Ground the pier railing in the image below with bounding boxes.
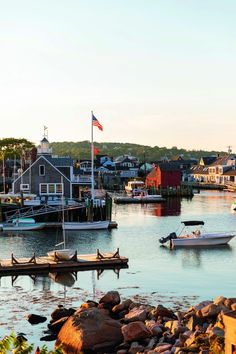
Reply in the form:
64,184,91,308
4,203,86,222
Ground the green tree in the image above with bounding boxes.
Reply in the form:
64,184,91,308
0,138,35,159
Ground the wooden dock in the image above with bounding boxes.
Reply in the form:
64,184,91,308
0,249,128,276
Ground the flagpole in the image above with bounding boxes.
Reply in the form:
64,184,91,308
91,111,95,202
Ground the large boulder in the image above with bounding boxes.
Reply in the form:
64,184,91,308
56,307,123,353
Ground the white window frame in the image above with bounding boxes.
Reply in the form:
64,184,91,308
20,183,30,191
39,183,64,195
39,165,45,176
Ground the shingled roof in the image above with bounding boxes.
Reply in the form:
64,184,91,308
158,162,181,171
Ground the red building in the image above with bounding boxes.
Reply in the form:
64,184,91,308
145,162,181,189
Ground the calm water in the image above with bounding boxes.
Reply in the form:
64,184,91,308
0,190,236,345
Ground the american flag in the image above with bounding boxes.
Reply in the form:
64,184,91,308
92,114,103,131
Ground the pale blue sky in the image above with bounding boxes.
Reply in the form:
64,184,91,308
0,0,235,151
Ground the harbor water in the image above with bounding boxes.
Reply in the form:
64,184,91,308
0,190,236,346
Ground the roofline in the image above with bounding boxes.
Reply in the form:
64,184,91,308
12,155,71,188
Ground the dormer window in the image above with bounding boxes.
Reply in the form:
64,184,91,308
39,165,45,176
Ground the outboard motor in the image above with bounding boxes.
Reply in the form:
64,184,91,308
159,232,177,244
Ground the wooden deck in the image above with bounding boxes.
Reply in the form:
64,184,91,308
0,249,128,276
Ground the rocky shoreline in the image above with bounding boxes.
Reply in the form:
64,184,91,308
28,291,236,353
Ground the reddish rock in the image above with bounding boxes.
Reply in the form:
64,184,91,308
112,299,133,313
198,303,221,318
99,290,121,307
122,321,151,342
56,307,123,353
146,320,163,337
124,307,148,323
152,305,175,320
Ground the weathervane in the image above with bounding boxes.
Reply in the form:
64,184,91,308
43,125,48,139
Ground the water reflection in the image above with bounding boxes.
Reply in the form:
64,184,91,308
48,272,76,287
172,244,233,269
0,228,114,259
142,198,181,217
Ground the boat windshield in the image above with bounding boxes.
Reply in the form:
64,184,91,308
181,221,204,226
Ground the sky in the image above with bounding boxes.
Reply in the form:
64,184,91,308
0,0,235,151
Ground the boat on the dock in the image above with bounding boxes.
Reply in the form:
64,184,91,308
63,220,110,230
159,220,235,248
0,218,46,231
47,195,77,261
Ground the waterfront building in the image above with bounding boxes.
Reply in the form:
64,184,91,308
145,162,181,189
12,130,92,200
190,154,236,189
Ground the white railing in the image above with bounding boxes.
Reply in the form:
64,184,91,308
71,176,92,184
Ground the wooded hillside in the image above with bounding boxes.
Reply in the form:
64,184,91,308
50,141,226,162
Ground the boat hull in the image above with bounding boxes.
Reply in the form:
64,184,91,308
114,196,165,204
63,221,110,230
1,223,46,231
172,233,235,247
47,249,77,261
231,203,236,211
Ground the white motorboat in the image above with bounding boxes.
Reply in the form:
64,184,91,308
125,180,145,195
231,201,236,212
63,220,110,230
0,218,46,231
159,220,235,248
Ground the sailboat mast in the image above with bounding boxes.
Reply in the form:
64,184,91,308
91,111,95,202
61,177,66,249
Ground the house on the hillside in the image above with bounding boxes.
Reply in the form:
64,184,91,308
146,162,181,189
114,155,139,179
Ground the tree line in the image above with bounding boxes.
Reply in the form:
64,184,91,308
50,141,226,162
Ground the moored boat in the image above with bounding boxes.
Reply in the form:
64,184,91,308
0,218,46,231
47,249,77,261
114,194,165,204
159,220,235,248
63,220,110,230
125,180,145,195
231,201,236,212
